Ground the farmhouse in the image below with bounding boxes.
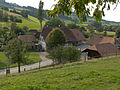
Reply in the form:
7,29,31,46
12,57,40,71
39,27,86,50
83,35,120,58
18,35,37,49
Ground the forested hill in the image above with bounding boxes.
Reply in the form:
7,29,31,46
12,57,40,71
0,0,120,25
0,0,5,3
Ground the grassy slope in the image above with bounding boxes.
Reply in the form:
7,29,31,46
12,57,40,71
17,15,46,30
0,56,120,89
95,31,115,37
0,10,46,30
0,53,41,70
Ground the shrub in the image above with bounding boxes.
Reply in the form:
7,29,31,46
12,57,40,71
63,46,81,62
50,45,64,64
50,45,81,65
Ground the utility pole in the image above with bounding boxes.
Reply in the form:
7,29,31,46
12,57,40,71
39,61,41,69
6,53,10,76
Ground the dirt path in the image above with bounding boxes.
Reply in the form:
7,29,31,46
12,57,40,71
0,52,53,75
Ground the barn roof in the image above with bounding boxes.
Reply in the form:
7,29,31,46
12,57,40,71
70,29,85,41
86,43,120,57
87,35,115,45
41,27,85,42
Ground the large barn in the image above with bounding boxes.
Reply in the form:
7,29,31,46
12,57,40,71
39,27,86,50
83,35,120,58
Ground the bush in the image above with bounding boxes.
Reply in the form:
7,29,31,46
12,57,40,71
50,45,81,65
50,45,64,64
63,46,81,62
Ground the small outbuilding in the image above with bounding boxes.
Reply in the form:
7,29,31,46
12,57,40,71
83,43,120,58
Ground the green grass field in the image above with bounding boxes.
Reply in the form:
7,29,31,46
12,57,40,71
17,15,46,30
86,30,115,37
0,52,41,70
0,10,46,30
0,56,120,89
0,53,7,70
95,31,115,37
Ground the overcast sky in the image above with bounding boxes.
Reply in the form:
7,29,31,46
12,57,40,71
6,0,120,22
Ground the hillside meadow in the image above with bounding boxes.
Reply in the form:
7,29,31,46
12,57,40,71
0,15,46,30
0,9,46,30
0,56,120,89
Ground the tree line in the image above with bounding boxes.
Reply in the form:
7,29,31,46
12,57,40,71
10,9,29,18
0,9,22,23
0,10,8,22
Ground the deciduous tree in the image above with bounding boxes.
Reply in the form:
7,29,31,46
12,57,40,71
0,27,9,45
67,23,79,29
48,0,118,22
4,38,27,73
45,28,66,51
116,27,120,38
44,18,65,28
